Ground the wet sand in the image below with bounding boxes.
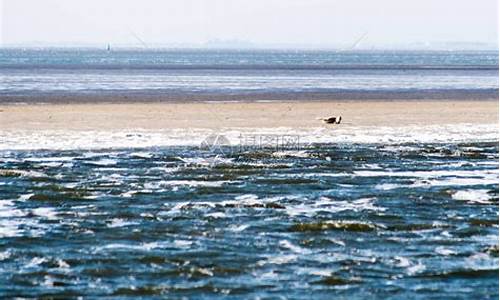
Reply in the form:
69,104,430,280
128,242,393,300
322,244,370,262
0,100,498,131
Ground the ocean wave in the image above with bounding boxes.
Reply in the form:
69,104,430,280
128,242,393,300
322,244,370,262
286,197,384,217
451,189,493,204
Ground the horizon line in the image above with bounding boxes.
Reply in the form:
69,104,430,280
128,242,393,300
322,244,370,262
0,44,498,52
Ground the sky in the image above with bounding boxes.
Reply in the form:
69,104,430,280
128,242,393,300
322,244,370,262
0,0,498,49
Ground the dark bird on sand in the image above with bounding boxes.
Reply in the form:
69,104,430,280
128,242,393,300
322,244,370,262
322,116,342,124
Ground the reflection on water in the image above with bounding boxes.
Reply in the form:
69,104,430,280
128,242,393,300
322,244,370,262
0,142,498,298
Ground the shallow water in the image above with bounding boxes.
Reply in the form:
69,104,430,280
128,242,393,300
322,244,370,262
0,142,498,298
0,49,497,97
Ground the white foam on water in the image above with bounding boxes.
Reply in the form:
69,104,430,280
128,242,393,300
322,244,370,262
32,207,58,220
25,257,48,268
173,240,193,248
120,191,138,198
257,254,298,266
161,201,216,217
435,247,457,256
86,159,118,166
95,240,192,253
413,177,498,188
0,123,497,150
218,194,298,210
0,157,20,163
107,218,139,228
393,256,412,268
465,253,499,270
177,156,235,166
0,250,11,261
361,163,384,170
56,259,70,269
0,219,21,238
406,261,426,276
236,194,258,201
94,243,153,252
381,145,422,152
205,212,226,219
0,200,26,218
272,150,311,158
227,224,250,232
0,200,15,209
130,152,153,159
142,181,169,191
354,169,498,179
279,240,310,254
299,172,349,178
0,212,50,238
328,238,346,247
24,157,75,162
469,234,499,245
356,169,499,188
149,166,180,173
375,183,402,190
241,162,295,168
307,269,333,277
286,197,384,217
220,194,261,207
451,190,493,204
158,180,234,188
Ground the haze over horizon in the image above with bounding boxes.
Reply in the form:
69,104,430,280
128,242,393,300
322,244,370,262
0,0,498,50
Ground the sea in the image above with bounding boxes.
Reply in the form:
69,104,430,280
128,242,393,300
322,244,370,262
0,49,498,100
0,49,498,299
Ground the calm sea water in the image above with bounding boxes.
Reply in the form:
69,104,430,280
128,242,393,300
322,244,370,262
0,142,498,298
0,49,498,97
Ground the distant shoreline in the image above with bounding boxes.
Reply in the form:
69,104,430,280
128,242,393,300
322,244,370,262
1,46,498,52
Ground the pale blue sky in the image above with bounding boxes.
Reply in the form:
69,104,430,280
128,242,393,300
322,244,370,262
1,0,497,48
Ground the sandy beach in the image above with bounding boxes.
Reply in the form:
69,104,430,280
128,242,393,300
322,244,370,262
1,100,498,131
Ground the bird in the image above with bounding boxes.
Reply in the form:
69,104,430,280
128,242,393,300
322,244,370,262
321,116,342,124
